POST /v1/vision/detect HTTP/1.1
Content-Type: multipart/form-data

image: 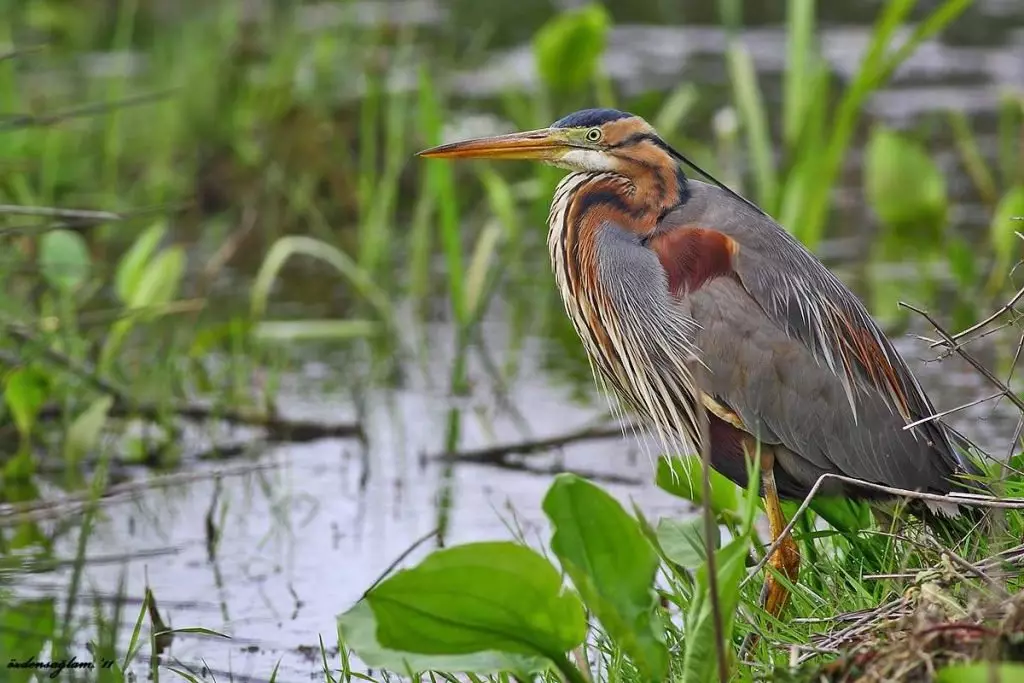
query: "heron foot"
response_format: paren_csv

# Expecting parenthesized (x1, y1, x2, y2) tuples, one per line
(761, 532, 800, 617)
(759, 448, 801, 618)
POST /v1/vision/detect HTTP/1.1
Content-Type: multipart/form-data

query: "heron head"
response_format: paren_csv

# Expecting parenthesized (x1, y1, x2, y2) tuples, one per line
(417, 108, 671, 174)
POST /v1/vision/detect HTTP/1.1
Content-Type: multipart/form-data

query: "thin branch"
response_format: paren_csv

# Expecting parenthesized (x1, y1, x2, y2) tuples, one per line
(6, 324, 364, 443)
(0, 461, 280, 527)
(0, 205, 123, 221)
(35, 401, 363, 443)
(0, 203, 187, 237)
(899, 302, 1024, 414)
(0, 45, 46, 62)
(0, 89, 175, 132)
(927, 282, 1024, 349)
(740, 472, 1024, 591)
(901, 391, 1004, 430)
(449, 456, 644, 486)
(431, 421, 644, 464)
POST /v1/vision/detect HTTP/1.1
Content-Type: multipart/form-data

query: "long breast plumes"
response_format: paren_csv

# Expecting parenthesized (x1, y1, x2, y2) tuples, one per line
(547, 172, 703, 457)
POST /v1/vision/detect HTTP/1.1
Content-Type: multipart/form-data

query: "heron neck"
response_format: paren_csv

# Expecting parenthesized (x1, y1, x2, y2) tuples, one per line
(617, 161, 690, 229)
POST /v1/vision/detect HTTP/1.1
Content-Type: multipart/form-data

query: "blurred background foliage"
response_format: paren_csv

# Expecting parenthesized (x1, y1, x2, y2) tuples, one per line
(0, 0, 1022, 680)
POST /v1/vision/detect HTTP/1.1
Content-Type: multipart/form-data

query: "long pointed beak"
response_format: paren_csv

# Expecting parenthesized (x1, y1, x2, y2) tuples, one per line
(416, 128, 569, 161)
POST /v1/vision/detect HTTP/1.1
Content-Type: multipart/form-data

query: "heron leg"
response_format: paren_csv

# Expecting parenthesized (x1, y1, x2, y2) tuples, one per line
(759, 449, 800, 618)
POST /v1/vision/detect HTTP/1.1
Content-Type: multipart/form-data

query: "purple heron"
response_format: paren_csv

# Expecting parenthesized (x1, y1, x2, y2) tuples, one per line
(417, 108, 979, 618)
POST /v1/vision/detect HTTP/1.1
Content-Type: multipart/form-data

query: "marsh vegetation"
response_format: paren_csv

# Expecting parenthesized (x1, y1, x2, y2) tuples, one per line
(1, 0, 1023, 681)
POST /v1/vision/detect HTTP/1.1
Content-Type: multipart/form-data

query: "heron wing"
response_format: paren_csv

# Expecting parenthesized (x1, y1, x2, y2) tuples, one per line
(654, 180, 968, 491)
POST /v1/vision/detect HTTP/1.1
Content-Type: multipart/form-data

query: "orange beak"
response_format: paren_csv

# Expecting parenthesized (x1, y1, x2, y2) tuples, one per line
(416, 128, 570, 161)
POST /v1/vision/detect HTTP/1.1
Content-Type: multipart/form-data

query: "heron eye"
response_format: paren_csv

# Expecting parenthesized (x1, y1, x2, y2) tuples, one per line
(585, 128, 602, 142)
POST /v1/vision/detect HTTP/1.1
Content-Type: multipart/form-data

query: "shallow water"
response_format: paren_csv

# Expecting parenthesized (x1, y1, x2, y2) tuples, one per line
(7, 313, 1020, 681)
(3, 1, 1024, 680)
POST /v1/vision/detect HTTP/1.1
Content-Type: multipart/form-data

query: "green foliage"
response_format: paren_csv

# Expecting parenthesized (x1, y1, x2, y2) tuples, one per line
(865, 126, 947, 238)
(656, 455, 742, 524)
(64, 395, 114, 465)
(681, 533, 750, 682)
(656, 516, 718, 570)
(114, 222, 166, 303)
(533, 4, 611, 92)
(991, 186, 1024, 271)
(543, 474, 668, 680)
(365, 541, 587, 659)
(3, 366, 50, 438)
(338, 600, 551, 677)
(937, 664, 1024, 682)
(39, 229, 92, 293)
(0, 3, 1021, 682)
(719, 0, 972, 248)
(250, 235, 391, 337)
(0, 598, 57, 683)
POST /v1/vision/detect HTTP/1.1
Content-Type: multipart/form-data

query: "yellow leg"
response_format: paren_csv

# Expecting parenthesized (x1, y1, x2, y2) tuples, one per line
(760, 450, 800, 618)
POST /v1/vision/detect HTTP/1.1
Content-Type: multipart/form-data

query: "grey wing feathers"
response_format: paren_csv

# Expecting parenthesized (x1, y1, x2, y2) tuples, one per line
(662, 180, 973, 492)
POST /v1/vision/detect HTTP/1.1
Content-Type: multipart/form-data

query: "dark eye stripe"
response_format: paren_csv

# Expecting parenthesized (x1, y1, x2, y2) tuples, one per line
(610, 132, 659, 149)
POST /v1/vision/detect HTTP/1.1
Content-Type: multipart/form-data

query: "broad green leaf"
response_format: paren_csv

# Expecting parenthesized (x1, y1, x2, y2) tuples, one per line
(681, 531, 751, 682)
(4, 367, 49, 437)
(937, 664, 1024, 683)
(115, 222, 167, 304)
(129, 246, 185, 309)
(339, 600, 550, 677)
(39, 229, 91, 292)
(656, 516, 718, 570)
(805, 497, 872, 535)
(64, 395, 114, 464)
(990, 186, 1024, 270)
(865, 127, 947, 244)
(0, 598, 56, 683)
(366, 541, 586, 659)
(533, 4, 610, 92)
(543, 474, 668, 680)
(656, 455, 740, 521)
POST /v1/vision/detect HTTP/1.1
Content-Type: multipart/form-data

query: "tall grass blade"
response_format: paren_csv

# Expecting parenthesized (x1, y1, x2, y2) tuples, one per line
(783, 0, 815, 152)
(725, 41, 778, 212)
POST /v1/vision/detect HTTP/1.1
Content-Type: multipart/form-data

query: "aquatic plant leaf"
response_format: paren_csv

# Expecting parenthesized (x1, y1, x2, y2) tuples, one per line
(39, 229, 91, 292)
(0, 598, 56, 683)
(533, 4, 610, 92)
(250, 235, 392, 325)
(4, 366, 49, 437)
(936, 664, 1024, 683)
(656, 455, 740, 521)
(129, 246, 185, 309)
(656, 516, 718, 570)
(681, 531, 751, 683)
(64, 394, 114, 464)
(115, 222, 166, 305)
(339, 601, 550, 677)
(543, 474, 668, 681)
(365, 541, 586, 660)
(865, 126, 947, 244)
(990, 186, 1024, 271)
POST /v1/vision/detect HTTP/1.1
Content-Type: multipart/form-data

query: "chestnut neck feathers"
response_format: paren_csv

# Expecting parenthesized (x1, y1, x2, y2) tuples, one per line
(573, 116, 689, 233)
